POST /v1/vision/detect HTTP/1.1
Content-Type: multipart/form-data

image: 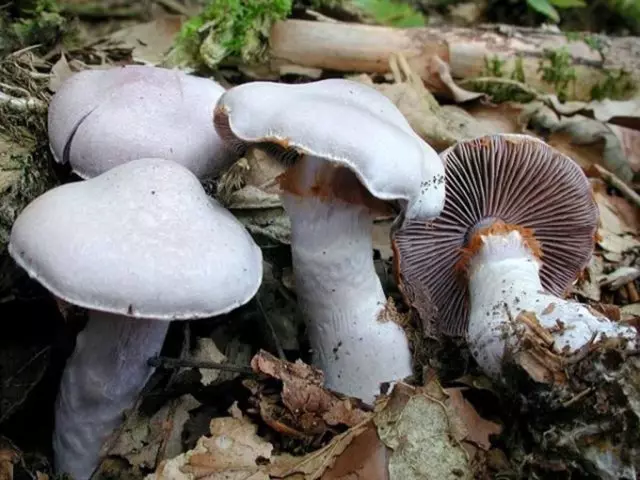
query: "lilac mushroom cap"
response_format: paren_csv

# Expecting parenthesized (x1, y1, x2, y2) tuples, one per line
(9, 157, 262, 480)
(393, 134, 599, 337)
(47, 65, 235, 179)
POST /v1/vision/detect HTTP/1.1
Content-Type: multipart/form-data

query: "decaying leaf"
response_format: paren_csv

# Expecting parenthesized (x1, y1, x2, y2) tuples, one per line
(444, 388, 502, 451)
(148, 409, 273, 480)
(250, 350, 368, 435)
(191, 338, 227, 386)
(424, 55, 485, 104)
(107, 16, 186, 66)
(0, 438, 19, 480)
(573, 255, 604, 301)
(599, 267, 640, 290)
(350, 55, 495, 151)
(107, 394, 201, 471)
(375, 383, 472, 480)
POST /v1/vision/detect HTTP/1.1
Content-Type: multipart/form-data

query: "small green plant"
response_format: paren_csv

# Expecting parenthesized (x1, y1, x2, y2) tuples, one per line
(526, 0, 586, 23)
(484, 55, 506, 78)
(538, 47, 576, 101)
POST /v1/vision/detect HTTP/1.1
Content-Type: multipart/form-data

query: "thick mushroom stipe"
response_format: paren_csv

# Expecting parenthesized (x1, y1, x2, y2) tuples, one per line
(393, 134, 599, 337)
(282, 191, 413, 400)
(213, 79, 445, 402)
(48, 65, 235, 179)
(9, 158, 262, 480)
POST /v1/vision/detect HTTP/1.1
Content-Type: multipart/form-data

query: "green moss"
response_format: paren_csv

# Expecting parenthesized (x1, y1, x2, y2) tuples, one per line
(590, 68, 635, 100)
(537, 47, 576, 101)
(0, 0, 67, 56)
(168, 0, 293, 70)
(351, 0, 426, 27)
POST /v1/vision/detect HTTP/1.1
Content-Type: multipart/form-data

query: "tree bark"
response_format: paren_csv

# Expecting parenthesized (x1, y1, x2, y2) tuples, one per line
(269, 20, 640, 101)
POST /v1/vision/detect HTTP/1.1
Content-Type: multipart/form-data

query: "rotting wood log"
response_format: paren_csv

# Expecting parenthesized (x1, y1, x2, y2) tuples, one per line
(269, 20, 640, 102)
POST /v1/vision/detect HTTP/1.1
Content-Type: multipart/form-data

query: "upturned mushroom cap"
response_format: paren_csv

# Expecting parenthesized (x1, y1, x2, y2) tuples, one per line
(214, 78, 445, 221)
(9, 158, 262, 319)
(393, 134, 599, 336)
(48, 65, 234, 179)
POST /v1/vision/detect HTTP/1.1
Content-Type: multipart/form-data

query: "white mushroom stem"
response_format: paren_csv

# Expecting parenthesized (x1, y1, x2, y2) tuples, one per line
(282, 193, 412, 403)
(466, 231, 637, 379)
(53, 312, 170, 480)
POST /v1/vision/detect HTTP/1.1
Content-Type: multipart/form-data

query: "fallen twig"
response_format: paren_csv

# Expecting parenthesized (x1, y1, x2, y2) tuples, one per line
(148, 355, 255, 375)
(0, 91, 47, 112)
(592, 164, 640, 208)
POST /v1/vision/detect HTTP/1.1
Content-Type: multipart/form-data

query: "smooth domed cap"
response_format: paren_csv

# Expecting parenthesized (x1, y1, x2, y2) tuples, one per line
(48, 65, 235, 179)
(9, 158, 263, 320)
(393, 134, 599, 337)
(213, 79, 445, 221)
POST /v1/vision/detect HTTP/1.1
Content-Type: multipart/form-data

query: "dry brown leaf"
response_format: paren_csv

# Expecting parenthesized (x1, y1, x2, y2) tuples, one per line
(48, 53, 74, 92)
(320, 426, 389, 480)
(251, 350, 369, 432)
(621, 303, 640, 324)
(191, 338, 227, 386)
(609, 124, 640, 174)
(588, 303, 622, 322)
(108, 16, 185, 66)
(269, 422, 371, 479)
(0, 446, 18, 480)
(444, 388, 502, 451)
(599, 267, 640, 290)
(463, 102, 525, 135)
(425, 56, 485, 103)
(573, 256, 604, 302)
(350, 59, 493, 152)
(148, 413, 273, 480)
(108, 394, 201, 470)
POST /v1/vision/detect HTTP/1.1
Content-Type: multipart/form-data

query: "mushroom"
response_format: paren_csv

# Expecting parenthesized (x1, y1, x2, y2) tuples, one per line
(213, 78, 445, 402)
(48, 65, 235, 179)
(9, 158, 262, 480)
(393, 134, 637, 379)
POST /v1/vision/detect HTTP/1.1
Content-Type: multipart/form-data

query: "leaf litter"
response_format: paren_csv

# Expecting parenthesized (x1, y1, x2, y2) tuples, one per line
(1, 2, 640, 480)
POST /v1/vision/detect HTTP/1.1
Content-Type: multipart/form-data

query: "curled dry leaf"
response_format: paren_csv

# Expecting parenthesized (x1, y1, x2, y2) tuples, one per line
(444, 388, 502, 451)
(590, 179, 640, 255)
(0, 438, 19, 480)
(349, 55, 495, 152)
(250, 350, 369, 435)
(424, 56, 485, 104)
(148, 412, 273, 480)
(599, 267, 640, 290)
(107, 394, 201, 472)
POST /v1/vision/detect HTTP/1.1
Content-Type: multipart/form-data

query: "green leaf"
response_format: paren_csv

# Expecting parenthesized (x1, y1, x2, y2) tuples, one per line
(549, 0, 587, 8)
(527, 0, 560, 21)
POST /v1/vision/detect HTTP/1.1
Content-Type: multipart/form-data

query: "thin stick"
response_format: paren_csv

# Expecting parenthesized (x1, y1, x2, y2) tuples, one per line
(0, 91, 46, 112)
(257, 296, 286, 360)
(148, 355, 255, 375)
(155, 0, 190, 16)
(593, 164, 640, 208)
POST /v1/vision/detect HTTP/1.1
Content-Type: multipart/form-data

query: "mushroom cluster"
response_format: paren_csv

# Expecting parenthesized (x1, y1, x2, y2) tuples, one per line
(11, 69, 447, 480)
(23, 62, 629, 480)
